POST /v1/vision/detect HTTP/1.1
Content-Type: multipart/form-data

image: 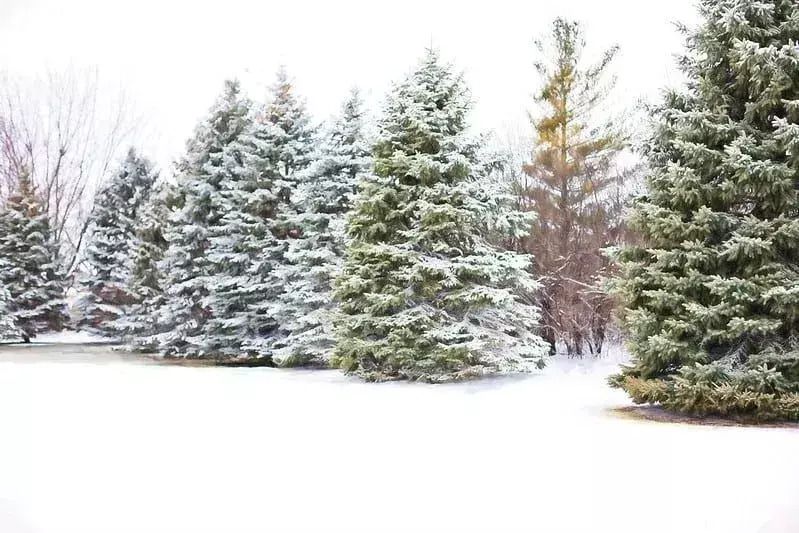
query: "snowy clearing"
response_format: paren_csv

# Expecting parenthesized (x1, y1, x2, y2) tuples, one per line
(1, 345, 798, 533)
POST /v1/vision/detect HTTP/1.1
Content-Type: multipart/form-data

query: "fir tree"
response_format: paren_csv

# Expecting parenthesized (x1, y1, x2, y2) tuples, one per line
(155, 80, 250, 357)
(0, 169, 67, 340)
(202, 68, 316, 362)
(610, 0, 799, 420)
(332, 50, 548, 382)
(114, 181, 173, 350)
(76, 149, 157, 336)
(270, 88, 370, 367)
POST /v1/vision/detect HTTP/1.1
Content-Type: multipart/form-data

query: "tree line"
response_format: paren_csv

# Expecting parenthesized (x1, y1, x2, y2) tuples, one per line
(4, 1, 799, 421)
(1, 18, 628, 373)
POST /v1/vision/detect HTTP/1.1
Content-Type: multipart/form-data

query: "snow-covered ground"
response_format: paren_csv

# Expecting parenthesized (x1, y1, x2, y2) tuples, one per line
(21, 330, 110, 345)
(1, 345, 798, 533)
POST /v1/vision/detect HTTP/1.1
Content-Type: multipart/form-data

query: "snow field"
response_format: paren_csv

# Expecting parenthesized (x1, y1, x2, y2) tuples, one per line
(0, 346, 797, 533)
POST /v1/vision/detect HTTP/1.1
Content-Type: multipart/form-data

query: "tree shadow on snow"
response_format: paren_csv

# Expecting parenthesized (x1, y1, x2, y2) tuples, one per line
(609, 406, 799, 429)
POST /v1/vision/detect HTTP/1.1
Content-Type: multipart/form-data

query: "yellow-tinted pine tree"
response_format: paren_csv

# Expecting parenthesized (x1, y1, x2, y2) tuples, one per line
(519, 18, 627, 356)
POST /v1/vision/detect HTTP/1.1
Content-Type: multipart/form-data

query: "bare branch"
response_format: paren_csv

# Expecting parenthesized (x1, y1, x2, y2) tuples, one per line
(0, 66, 144, 276)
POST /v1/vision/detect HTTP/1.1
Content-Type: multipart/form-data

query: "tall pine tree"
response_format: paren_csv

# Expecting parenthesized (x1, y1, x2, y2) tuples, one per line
(77, 149, 157, 335)
(114, 181, 173, 349)
(202, 67, 316, 362)
(520, 18, 625, 357)
(0, 169, 67, 340)
(155, 80, 250, 357)
(333, 50, 548, 382)
(269, 88, 370, 367)
(611, 0, 799, 420)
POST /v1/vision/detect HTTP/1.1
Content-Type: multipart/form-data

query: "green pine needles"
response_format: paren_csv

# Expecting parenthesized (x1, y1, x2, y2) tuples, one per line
(610, 0, 799, 420)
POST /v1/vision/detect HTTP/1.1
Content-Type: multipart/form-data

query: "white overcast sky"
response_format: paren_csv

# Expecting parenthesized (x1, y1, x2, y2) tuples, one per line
(0, 0, 698, 170)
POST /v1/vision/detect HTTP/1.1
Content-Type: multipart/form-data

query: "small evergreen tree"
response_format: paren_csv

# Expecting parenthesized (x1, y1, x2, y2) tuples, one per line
(203, 68, 316, 362)
(611, 0, 799, 420)
(114, 181, 173, 350)
(332, 50, 548, 382)
(155, 80, 250, 357)
(0, 169, 67, 340)
(76, 149, 157, 335)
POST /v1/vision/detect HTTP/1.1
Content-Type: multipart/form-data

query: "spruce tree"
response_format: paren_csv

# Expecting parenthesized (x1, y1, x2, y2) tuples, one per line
(332, 50, 548, 382)
(0, 169, 67, 340)
(202, 68, 316, 362)
(155, 80, 250, 357)
(269, 88, 370, 367)
(76, 149, 157, 336)
(611, 0, 799, 420)
(114, 181, 173, 350)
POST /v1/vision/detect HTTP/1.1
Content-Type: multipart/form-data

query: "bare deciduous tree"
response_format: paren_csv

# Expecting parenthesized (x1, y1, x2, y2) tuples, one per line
(0, 67, 143, 276)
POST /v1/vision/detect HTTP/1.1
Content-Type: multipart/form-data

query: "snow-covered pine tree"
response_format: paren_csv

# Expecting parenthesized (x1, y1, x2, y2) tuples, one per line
(0, 169, 67, 340)
(0, 273, 23, 342)
(113, 181, 173, 350)
(268, 88, 370, 367)
(332, 50, 549, 382)
(202, 67, 316, 362)
(610, 0, 799, 421)
(76, 149, 157, 336)
(155, 80, 250, 357)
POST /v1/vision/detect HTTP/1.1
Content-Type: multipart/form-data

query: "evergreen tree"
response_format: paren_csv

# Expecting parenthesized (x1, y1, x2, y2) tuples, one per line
(202, 68, 316, 362)
(114, 181, 173, 350)
(0, 169, 67, 340)
(520, 18, 626, 357)
(332, 50, 548, 382)
(155, 80, 250, 357)
(611, 0, 799, 420)
(0, 275, 23, 342)
(76, 149, 157, 335)
(269, 88, 370, 367)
